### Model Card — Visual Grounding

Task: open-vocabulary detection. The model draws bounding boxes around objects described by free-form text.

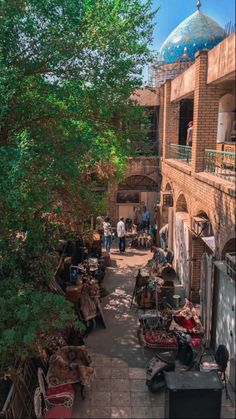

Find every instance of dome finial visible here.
[196,1,202,10]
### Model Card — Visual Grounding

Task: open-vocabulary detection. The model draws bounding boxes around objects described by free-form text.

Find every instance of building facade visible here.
[108,88,161,226]
[158,12,235,391]
[159,31,235,389]
[108,4,236,390]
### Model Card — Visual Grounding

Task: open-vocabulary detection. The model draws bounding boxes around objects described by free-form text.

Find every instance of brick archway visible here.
[175,193,188,213]
[165,182,173,191]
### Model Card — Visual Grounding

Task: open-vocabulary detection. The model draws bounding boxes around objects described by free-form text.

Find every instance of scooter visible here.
[146,332,203,393]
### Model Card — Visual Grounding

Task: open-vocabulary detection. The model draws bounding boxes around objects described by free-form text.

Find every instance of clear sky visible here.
[142,0,235,81]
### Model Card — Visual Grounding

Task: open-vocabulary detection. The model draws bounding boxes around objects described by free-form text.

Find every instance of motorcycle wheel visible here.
[146,374,165,393]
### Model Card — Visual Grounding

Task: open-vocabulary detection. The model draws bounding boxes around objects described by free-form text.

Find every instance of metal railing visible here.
[205,149,236,182]
[169,144,192,164]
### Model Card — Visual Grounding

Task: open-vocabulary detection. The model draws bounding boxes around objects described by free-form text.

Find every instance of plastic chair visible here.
[37,368,74,409]
[200,344,229,399]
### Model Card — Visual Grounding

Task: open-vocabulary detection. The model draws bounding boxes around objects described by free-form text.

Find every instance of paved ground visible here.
[73,246,235,418]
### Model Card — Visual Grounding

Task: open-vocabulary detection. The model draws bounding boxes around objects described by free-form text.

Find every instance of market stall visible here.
[55,234,107,330]
[137,299,204,350]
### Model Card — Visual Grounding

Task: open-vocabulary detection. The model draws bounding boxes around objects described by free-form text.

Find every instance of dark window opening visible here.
[178,99,194,145]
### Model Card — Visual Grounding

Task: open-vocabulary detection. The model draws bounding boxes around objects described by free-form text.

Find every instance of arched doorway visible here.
[116,175,159,225]
[176,193,188,212]
[174,194,190,296]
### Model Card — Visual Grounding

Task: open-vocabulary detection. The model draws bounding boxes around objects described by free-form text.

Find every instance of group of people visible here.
[100,206,151,254]
[103,216,126,253]
[97,120,192,255]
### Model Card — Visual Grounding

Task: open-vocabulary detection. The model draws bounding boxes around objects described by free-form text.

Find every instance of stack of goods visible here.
[135,269,152,309]
[137,231,152,248]
[137,300,204,349]
[47,346,94,388]
[129,230,152,248]
[78,279,100,322]
[55,234,107,330]
[57,235,105,290]
[169,299,204,347]
[134,269,175,309]
[137,310,176,349]
[65,274,103,325]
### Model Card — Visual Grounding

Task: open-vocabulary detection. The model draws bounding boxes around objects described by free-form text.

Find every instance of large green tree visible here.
[0,0,156,371]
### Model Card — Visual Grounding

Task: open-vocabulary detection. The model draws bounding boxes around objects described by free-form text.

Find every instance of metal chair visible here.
[37,368,74,409]
[200,344,229,399]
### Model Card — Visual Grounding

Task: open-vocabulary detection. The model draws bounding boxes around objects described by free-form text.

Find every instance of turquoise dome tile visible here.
[159,11,225,64]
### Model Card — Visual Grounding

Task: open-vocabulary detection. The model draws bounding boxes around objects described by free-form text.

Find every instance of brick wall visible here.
[161,160,235,300]
[159,86,164,157]
[163,80,180,158]
[162,161,235,259]
[192,51,222,173]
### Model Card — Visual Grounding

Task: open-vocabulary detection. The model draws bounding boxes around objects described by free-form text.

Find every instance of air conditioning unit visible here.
[225,252,236,280]
[191,216,212,237]
[162,192,173,207]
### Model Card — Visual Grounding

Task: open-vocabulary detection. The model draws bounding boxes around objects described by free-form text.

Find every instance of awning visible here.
[201,236,216,253]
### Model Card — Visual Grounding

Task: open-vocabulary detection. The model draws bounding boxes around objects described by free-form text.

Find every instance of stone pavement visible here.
[73,246,235,419]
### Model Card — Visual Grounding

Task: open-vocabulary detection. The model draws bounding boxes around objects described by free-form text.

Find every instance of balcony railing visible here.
[205,149,236,183]
[170,144,192,164]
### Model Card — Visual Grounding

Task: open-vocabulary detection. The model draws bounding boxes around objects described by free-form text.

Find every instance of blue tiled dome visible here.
[159,10,225,64]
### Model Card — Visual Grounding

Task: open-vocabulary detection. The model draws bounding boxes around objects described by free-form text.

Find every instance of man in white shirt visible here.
[117,217,126,252]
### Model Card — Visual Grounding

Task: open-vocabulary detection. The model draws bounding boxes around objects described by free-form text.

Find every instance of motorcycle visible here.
[146,332,204,393]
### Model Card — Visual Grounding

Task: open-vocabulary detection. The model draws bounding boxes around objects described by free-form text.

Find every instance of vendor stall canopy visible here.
[159,1,225,64]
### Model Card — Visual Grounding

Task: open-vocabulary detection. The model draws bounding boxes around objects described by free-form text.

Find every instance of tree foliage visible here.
[0,0,156,372]
[0,280,80,377]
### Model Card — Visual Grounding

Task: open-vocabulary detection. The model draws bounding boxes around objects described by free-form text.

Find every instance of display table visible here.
[44,406,72,418]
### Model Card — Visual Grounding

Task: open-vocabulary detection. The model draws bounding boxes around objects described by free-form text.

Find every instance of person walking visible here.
[141,206,150,230]
[103,216,112,253]
[117,217,126,253]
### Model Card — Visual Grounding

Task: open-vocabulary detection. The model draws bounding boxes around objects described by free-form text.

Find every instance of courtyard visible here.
[0,1,235,417]
[72,246,235,419]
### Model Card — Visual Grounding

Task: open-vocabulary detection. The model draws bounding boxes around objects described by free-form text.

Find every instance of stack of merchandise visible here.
[137,299,204,349]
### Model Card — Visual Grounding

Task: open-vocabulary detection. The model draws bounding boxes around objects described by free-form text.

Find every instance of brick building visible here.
[108,3,236,390]
[108,89,161,226]
[158,30,235,387]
